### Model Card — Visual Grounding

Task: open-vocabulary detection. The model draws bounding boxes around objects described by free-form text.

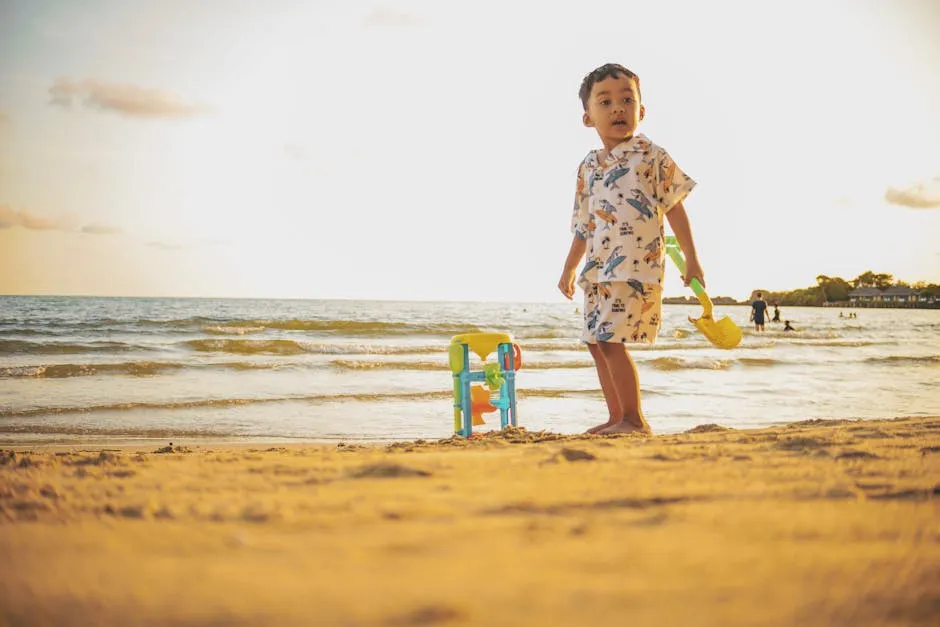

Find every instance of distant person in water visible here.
[783,320,795,332]
[772,303,781,322]
[750,292,769,332]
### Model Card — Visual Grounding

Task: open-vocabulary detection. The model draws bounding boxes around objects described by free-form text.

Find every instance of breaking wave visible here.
[0,387,627,418]
[0,361,283,379]
[864,355,940,366]
[0,340,150,355]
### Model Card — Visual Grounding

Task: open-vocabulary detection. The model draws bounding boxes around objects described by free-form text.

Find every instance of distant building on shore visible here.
[848,286,937,307]
[848,287,883,303]
[664,287,937,308]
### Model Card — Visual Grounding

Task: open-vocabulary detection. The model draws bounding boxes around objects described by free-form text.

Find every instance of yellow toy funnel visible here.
[664,236,742,350]
[450,332,511,362]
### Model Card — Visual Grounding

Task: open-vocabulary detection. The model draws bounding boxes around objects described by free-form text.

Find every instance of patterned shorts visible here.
[581,281,663,345]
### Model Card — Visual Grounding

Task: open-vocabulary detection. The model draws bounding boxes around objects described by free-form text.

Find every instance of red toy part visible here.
[506,343,522,371]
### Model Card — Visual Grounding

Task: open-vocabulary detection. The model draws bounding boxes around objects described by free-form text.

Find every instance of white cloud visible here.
[147,241,185,251]
[81,223,122,235]
[0,206,62,230]
[49,78,212,119]
[362,7,422,27]
[0,206,119,234]
[283,143,308,161]
[146,238,225,252]
[884,176,940,209]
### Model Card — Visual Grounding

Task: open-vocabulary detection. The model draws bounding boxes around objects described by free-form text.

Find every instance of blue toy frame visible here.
[452,341,518,438]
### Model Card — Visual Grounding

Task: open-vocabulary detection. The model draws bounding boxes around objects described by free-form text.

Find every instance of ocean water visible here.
[1,296,937,444]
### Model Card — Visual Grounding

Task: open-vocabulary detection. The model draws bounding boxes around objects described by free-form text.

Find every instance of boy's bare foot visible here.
[598,421,653,435]
[586,420,617,434]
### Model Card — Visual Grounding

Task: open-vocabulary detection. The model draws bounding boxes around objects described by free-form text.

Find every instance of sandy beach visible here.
[1,416,938,626]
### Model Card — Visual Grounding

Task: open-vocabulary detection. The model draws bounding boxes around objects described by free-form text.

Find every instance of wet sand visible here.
[1,417,938,626]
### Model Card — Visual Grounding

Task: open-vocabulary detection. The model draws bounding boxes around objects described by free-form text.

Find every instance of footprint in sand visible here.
[347,463,432,479]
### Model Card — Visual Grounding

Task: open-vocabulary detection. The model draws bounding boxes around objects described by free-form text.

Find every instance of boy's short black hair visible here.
[579,63,641,110]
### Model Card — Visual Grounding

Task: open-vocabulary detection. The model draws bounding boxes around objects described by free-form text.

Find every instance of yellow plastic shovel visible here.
[664,236,742,349]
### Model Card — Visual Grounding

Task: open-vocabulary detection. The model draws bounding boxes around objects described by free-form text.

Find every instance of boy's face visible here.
[582,75,644,147]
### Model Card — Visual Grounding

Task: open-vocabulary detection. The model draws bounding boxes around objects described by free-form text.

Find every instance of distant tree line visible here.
[755,271,940,307]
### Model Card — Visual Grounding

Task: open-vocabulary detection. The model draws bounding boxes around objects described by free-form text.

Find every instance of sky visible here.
[1,0,939,302]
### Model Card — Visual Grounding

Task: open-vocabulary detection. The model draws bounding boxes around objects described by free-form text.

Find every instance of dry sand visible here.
[1,417,938,627]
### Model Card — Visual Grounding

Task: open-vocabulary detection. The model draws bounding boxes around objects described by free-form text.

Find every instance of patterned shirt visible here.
[570,133,695,289]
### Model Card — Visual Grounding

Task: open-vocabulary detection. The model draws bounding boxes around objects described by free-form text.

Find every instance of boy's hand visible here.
[558,269,576,300]
[683,258,705,289]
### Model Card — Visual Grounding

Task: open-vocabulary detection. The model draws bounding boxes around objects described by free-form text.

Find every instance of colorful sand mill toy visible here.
[448,332,521,438]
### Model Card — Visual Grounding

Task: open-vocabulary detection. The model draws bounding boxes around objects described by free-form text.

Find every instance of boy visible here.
[557,63,704,435]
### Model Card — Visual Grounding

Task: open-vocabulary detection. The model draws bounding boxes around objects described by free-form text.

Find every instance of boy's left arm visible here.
[665,201,705,289]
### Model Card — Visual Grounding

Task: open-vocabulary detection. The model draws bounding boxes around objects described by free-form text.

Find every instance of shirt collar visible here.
[606,133,651,162]
[608,133,650,159]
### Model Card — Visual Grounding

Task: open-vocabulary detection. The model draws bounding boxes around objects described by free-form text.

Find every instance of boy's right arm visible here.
[558,235,586,300]
[562,156,591,300]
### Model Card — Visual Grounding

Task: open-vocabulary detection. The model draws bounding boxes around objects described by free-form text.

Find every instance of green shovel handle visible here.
[664,236,705,297]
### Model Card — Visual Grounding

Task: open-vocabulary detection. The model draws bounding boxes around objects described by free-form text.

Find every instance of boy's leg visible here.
[585,343,620,434]
[581,285,622,433]
[596,342,651,434]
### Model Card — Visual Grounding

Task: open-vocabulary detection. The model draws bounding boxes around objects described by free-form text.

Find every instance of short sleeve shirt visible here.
[570,134,695,289]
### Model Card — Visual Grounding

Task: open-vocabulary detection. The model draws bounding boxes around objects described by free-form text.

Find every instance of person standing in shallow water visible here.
[751,292,769,332]
[772,303,781,323]
[557,63,704,436]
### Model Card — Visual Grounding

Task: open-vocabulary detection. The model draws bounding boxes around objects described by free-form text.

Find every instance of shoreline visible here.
[3,415,906,450]
[2,415,938,626]
[0,422,792,450]
[0,415,929,450]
